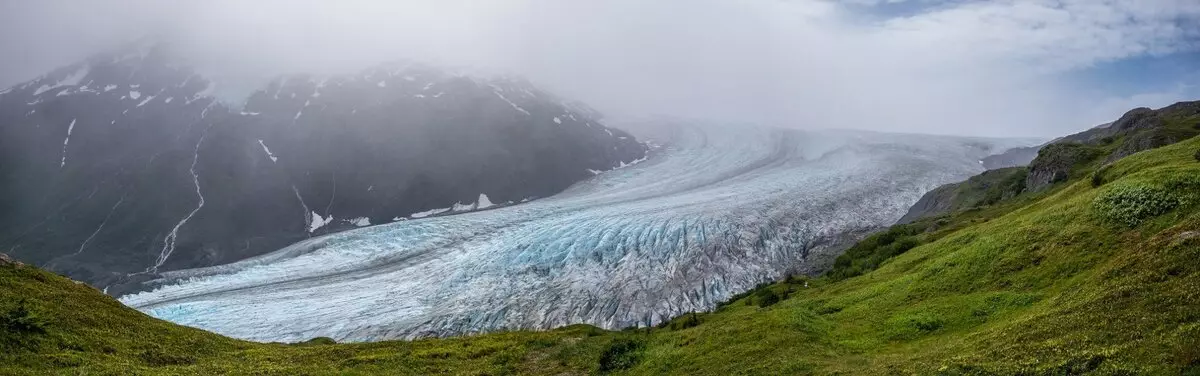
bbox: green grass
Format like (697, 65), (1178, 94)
(3, 136), (1200, 375)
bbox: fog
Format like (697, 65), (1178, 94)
(1, 0), (1198, 137)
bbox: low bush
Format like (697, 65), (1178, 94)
(669, 312), (701, 330)
(1091, 164), (1112, 187)
(598, 338), (644, 373)
(1092, 184), (1180, 227)
(828, 223), (929, 281)
(1, 299), (47, 334)
(755, 289), (781, 308)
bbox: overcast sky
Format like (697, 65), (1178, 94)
(0, 0), (1197, 137)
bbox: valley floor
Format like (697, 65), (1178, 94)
(3, 136), (1200, 375)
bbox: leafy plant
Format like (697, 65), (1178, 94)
(1091, 164), (1112, 187)
(668, 312), (701, 330)
(598, 338), (644, 373)
(755, 288), (781, 308)
(1092, 184), (1180, 227)
(1, 299), (47, 334)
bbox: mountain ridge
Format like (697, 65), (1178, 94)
(0, 43), (648, 295)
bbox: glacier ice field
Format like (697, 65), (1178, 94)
(121, 125), (1028, 342)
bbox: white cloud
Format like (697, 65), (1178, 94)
(0, 0), (1196, 137)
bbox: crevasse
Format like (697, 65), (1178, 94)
(120, 125), (1020, 342)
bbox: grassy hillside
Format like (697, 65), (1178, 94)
(4, 133), (1200, 375)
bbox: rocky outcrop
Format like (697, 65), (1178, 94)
(0, 43), (647, 294)
(905, 101), (1200, 223)
(1025, 143), (1106, 192)
(1025, 102), (1199, 192)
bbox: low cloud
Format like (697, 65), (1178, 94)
(1, 0), (1197, 137)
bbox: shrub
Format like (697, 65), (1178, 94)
(755, 288), (781, 308)
(1194, 149), (1200, 162)
(669, 312), (701, 330)
(1, 299), (47, 334)
(1092, 184), (1180, 227)
(598, 338), (644, 372)
(1090, 164), (1111, 187)
(911, 316), (944, 332)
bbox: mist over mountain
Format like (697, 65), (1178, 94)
(0, 42), (647, 294)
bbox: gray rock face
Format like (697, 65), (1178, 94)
(1024, 143), (1105, 192)
(1110, 107), (1163, 132)
(1025, 102), (1199, 192)
(0, 44), (646, 294)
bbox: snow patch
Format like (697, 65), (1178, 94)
(377, 81), (387, 87)
(409, 207), (449, 219)
(137, 95), (156, 107)
(493, 90), (529, 115)
(553, 117), (562, 124)
(451, 201), (476, 212)
(33, 64), (89, 95)
(164, 97), (173, 103)
(347, 217), (371, 227)
(308, 212), (334, 233)
(104, 85), (117, 92)
(257, 140), (278, 162)
(129, 91), (141, 100)
(59, 119), (76, 167)
(477, 194), (495, 209)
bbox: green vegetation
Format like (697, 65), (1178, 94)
(1092, 183), (1183, 227)
(598, 337), (645, 373)
(828, 222), (929, 280)
(3, 121), (1200, 375)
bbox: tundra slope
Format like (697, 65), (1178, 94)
(122, 125), (1032, 342)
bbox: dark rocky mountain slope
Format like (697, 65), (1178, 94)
(0, 44), (647, 294)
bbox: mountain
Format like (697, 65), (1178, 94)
(3, 108), (1199, 374)
(118, 124), (1033, 341)
(0, 43), (647, 295)
(900, 101), (1200, 223)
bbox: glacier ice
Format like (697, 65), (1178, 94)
(121, 125), (1026, 342)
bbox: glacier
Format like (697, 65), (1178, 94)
(120, 124), (1029, 342)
